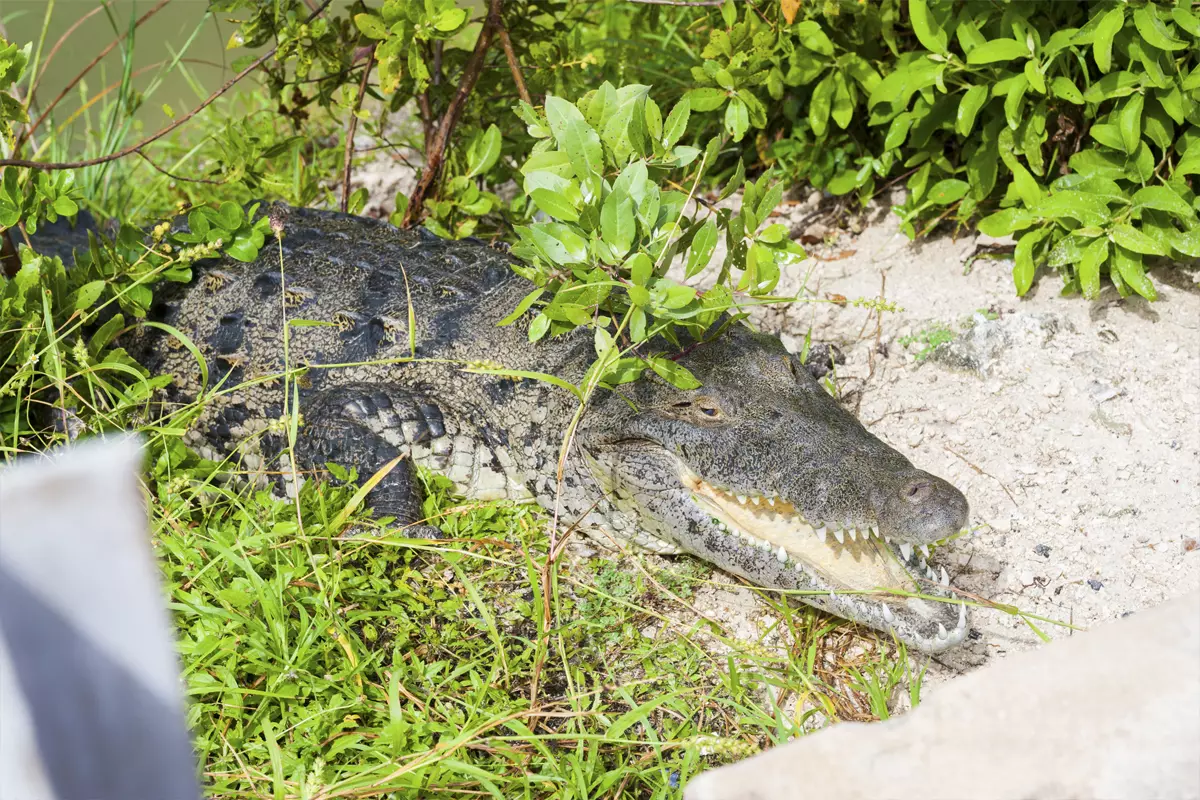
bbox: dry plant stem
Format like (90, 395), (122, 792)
(0, 0), (335, 171)
(15, 0), (172, 153)
(400, 0), (503, 227)
(497, 26), (532, 105)
(135, 148), (224, 185)
(341, 46), (377, 213)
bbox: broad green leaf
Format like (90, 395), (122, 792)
(584, 82), (616, 129)
(725, 98), (750, 141)
(977, 208), (1036, 237)
(1077, 237), (1108, 300)
(530, 223), (589, 264)
(53, 195), (78, 216)
(685, 87), (727, 112)
(354, 13), (388, 39)
(1171, 6), (1200, 37)
(1083, 71), (1139, 103)
(1092, 6), (1125, 73)
(1004, 75), (1029, 130)
(521, 150), (573, 178)
(926, 179), (969, 205)
(1089, 123), (1125, 152)
(530, 188), (580, 222)
(662, 97), (690, 148)
(1117, 94), (1143, 155)
(1111, 224), (1167, 256)
(528, 312), (550, 342)
(601, 190), (636, 257)
(644, 98), (663, 142)
(909, 0), (948, 54)
(1012, 228), (1050, 295)
(809, 73), (834, 137)
(1050, 76), (1084, 105)
(652, 280), (697, 310)
(432, 7), (467, 31)
(627, 252), (653, 287)
(72, 279), (106, 311)
(1023, 61), (1046, 95)
(545, 95), (587, 144)
(1132, 6), (1186, 51)
(1110, 245), (1157, 300)
(686, 219), (719, 278)
(719, 159), (745, 202)
(956, 85), (988, 137)
(563, 118), (603, 192)
(1131, 186), (1193, 219)
(649, 356), (701, 390)
(794, 21), (834, 55)
(966, 38), (1029, 64)
(831, 71), (853, 129)
(1032, 191), (1111, 227)
(1172, 228), (1200, 258)
(885, 112), (913, 150)
(466, 124), (502, 178)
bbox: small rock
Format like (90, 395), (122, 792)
(804, 190), (822, 210)
(1042, 379), (1062, 398)
(804, 221), (830, 240)
(1088, 578), (1104, 591)
(908, 427), (924, 448)
(1020, 570), (1036, 586)
(1164, 341), (1180, 354)
(1034, 544), (1051, 558)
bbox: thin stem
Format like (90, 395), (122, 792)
(341, 46), (376, 213)
(497, 26), (532, 105)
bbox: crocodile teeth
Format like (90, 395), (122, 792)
(848, 528), (857, 541)
(926, 566), (937, 581)
(737, 495), (747, 504)
(899, 542), (913, 561)
(777, 545), (787, 563)
(833, 528), (845, 544)
(937, 622), (949, 640)
(752, 496), (761, 505)
(958, 602), (967, 627)
(795, 561), (804, 573)
(767, 497), (775, 506)
(919, 544), (931, 558)
(884, 535), (892, 543)
(881, 603), (895, 624)
(816, 526), (827, 544)
(760, 538), (771, 550)
(940, 566), (950, 586)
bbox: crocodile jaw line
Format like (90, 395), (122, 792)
(685, 476), (918, 594)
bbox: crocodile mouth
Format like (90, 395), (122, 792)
(683, 474), (922, 593)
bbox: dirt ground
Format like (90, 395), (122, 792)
(361, 170), (1200, 685)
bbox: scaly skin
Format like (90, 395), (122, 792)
(81, 203), (974, 651)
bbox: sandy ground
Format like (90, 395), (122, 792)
(361, 172), (1200, 685)
(670, 192), (1200, 682)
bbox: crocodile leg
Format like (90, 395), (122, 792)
(297, 385), (446, 538)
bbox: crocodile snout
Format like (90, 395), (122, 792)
(878, 471), (969, 545)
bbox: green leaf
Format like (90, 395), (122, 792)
(432, 7), (467, 31)
(1076, 237), (1108, 300)
(71, 279), (106, 311)
(1117, 94), (1144, 155)
(686, 219), (719, 278)
(956, 85), (988, 137)
(1083, 71), (1139, 103)
(1012, 228), (1049, 295)
(1023, 61), (1046, 95)
(793, 21), (834, 56)
(966, 38), (1029, 64)
(1089, 123), (1125, 152)
(1092, 6), (1125, 73)
(1171, 6), (1200, 37)
(719, 159), (745, 202)
(1111, 224), (1167, 256)
(354, 13), (388, 39)
(466, 124), (502, 178)
(1032, 191), (1111, 227)
(724, 98), (749, 141)
(831, 71), (854, 129)
(530, 188), (580, 222)
(1172, 228), (1200, 258)
(1110, 245), (1156, 300)
(1004, 75), (1029, 130)
(601, 190), (636, 257)
(978, 208), (1036, 237)
(53, 195), (78, 216)
(1050, 76), (1084, 105)
(809, 73), (834, 137)
(644, 98), (663, 143)
(662, 97), (690, 148)
(545, 95), (587, 144)
(649, 356), (701, 390)
(521, 150), (574, 178)
(1132, 6), (1186, 51)
(685, 87), (727, 112)
(562, 118), (604, 191)
(531, 223), (589, 264)
(909, 0), (948, 55)
(528, 312), (550, 342)
(926, 179), (969, 205)
(1131, 186), (1193, 219)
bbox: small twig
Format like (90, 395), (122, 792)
(497, 26), (531, 105)
(135, 148), (225, 185)
(416, 92), (435, 157)
(15, 0), (172, 153)
(400, 0), (503, 227)
(341, 45), (376, 214)
(944, 446), (1020, 509)
(0, 0), (334, 172)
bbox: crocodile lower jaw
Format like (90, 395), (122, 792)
(683, 474), (918, 595)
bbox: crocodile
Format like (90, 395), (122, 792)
(44, 203), (974, 652)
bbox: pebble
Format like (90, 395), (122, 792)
(1088, 578), (1104, 591)
(1020, 569), (1036, 586)
(908, 426), (924, 448)
(1034, 544), (1052, 557)
(1164, 341), (1179, 354)
(1042, 379), (1062, 398)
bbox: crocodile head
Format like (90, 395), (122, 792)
(578, 325), (971, 653)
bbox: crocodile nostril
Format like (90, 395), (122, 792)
(903, 479), (934, 504)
